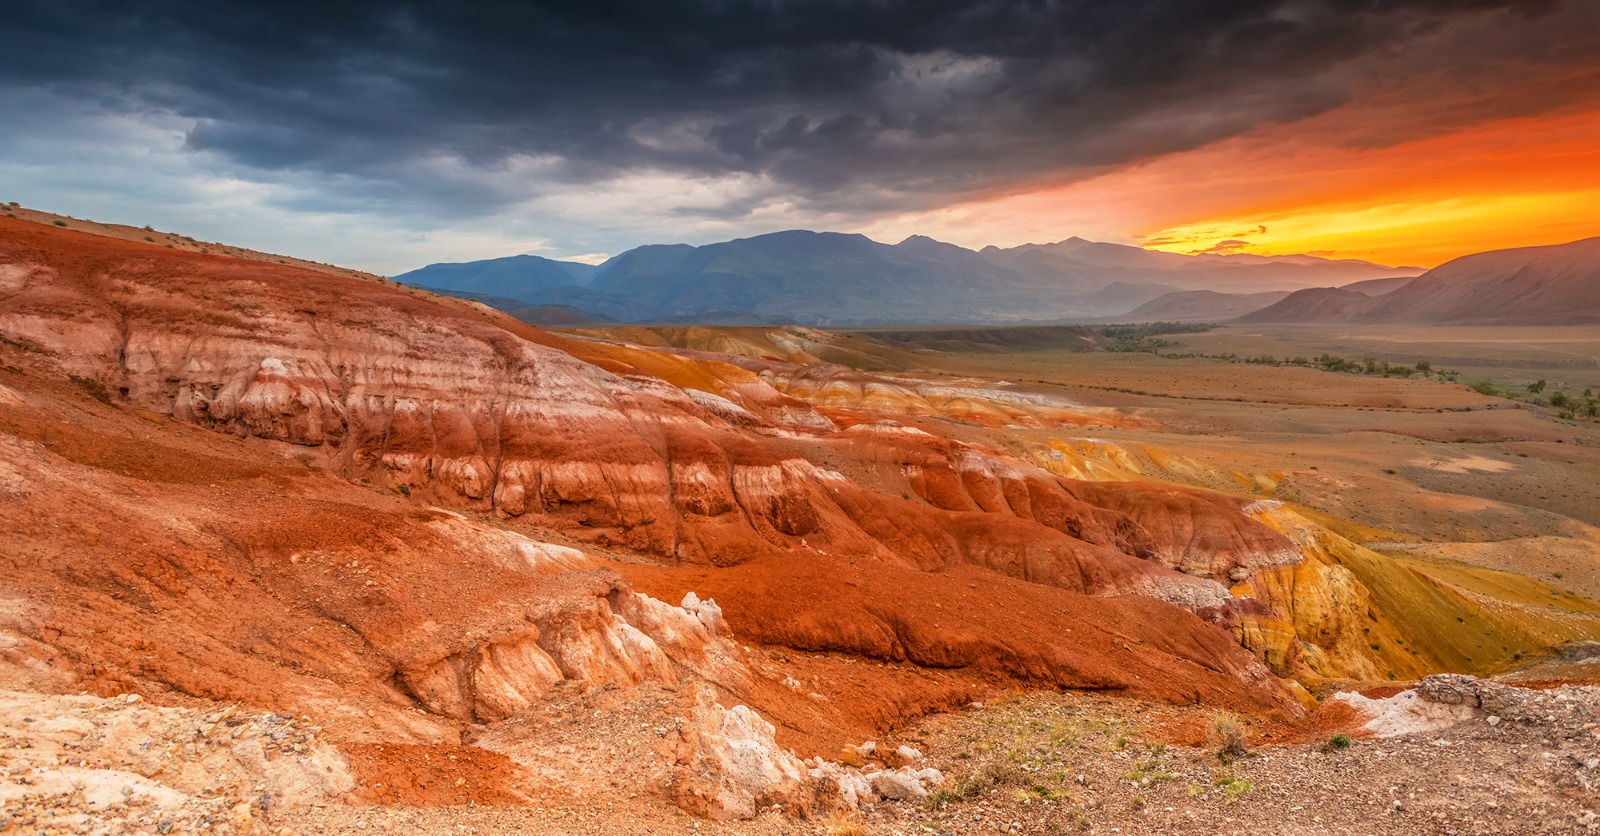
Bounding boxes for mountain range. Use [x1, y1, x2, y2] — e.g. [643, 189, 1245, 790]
[1237, 237, 1600, 325]
[393, 231, 1420, 325]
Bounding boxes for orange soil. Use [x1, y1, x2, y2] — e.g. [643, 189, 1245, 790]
[2, 213, 1311, 781]
[341, 743, 535, 807]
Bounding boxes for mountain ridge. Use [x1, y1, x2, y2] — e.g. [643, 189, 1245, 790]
[1236, 237, 1600, 325]
[391, 253, 598, 301]
[397, 230, 1419, 324]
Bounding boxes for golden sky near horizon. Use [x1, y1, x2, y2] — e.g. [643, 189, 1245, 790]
[1132, 106, 1600, 267]
[867, 105, 1600, 269]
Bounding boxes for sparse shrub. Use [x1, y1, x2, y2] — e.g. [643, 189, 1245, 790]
[53, 220, 67, 226]
[1123, 760, 1174, 785]
[1321, 733, 1352, 752]
[1207, 714, 1247, 763]
[1048, 725, 1078, 748]
[954, 758, 1021, 798]
[1213, 769, 1253, 804]
[1018, 783, 1058, 801]
[825, 810, 867, 836]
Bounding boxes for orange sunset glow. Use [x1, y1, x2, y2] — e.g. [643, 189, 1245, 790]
[1137, 108, 1600, 267]
[866, 105, 1600, 269]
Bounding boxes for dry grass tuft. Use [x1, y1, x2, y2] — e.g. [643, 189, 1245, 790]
[1208, 713, 1248, 763]
[826, 809, 868, 836]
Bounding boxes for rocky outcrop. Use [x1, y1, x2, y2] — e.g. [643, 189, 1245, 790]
[868, 766, 943, 801]
[392, 586, 687, 724]
[319, 513, 748, 724]
[667, 684, 809, 820]
[0, 691, 356, 833]
[1335, 675, 1594, 739]
[804, 760, 945, 806]
[1415, 674, 1533, 718]
[1060, 482, 1300, 582]
[666, 688, 952, 820]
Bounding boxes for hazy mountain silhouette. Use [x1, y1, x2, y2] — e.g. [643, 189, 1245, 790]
[395, 230, 1419, 324]
[1111, 290, 1294, 322]
[1236, 238, 1600, 325]
[392, 254, 598, 301]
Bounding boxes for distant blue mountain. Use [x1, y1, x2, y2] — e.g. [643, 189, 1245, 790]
[394, 231, 1419, 325]
[392, 254, 598, 301]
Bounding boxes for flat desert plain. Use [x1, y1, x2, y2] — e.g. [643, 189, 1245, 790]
[839, 324, 1600, 633]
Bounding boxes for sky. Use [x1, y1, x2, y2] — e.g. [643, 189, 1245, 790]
[2, 0, 1598, 275]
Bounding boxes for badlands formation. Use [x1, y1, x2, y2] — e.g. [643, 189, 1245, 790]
[3, 213, 1600, 833]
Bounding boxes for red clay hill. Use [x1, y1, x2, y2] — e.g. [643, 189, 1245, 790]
[6, 214, 1467, 820]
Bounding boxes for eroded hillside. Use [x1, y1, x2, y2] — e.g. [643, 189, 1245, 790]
[3, 215, 1597, 831]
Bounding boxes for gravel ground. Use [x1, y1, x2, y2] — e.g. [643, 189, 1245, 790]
[852, 683, 1600, 835]
[5, 681, 1598, 835]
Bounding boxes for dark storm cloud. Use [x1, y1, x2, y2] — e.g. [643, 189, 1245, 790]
[3, 0, 1594, 221]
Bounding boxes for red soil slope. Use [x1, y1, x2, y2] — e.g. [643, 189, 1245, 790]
[0, 217, 1305, 755]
